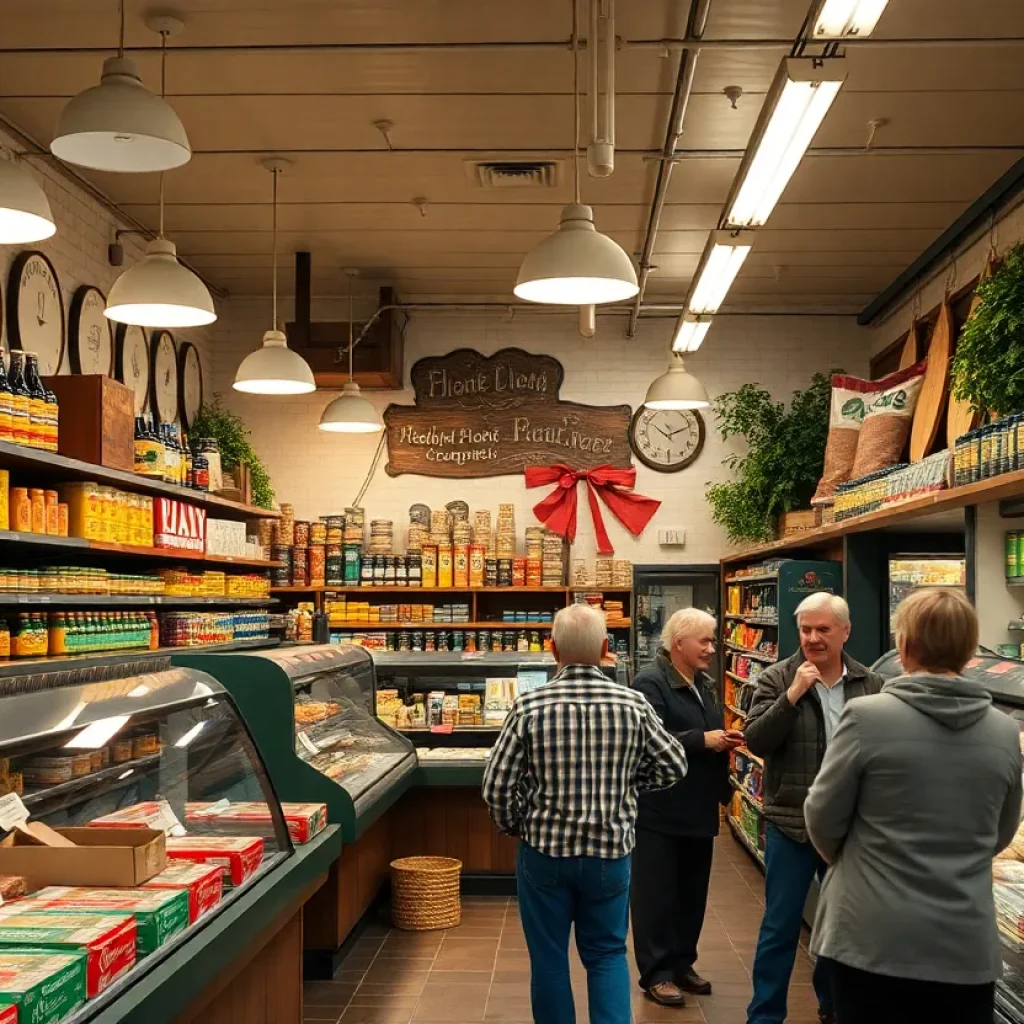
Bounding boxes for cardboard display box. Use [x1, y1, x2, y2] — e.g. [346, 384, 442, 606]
[0, 824, 165, 889]
[143, 862, 223, 924]
[0, 952, 87, 1024]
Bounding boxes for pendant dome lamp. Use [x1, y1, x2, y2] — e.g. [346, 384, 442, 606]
[233, 159, 315, 395]
[0, 156, 56, 243]
[50, 5, 191, 173]
[514, 0, 637, 306]
[319, 271, 383, 434]
[104, 26, 215, 329]
[644, 353, 711, 411]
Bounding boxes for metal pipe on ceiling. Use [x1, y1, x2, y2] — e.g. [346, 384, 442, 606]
[626, 0, 710, 339]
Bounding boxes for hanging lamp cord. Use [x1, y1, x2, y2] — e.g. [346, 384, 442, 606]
[572, 0, 581, 205]
[271, 167, 279, 331]
[157, 29, 168, 238]
[118, 0, 126, 58]
[348, 279, 354, 382]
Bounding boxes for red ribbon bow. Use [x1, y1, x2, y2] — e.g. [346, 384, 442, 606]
[524, 463, 661, 556]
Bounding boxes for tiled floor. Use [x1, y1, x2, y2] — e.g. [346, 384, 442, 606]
[304, 835, 820, 1024]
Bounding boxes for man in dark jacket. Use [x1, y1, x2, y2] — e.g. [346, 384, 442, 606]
[631, 608, 742, 1007]
[744, 592, 883, 1024]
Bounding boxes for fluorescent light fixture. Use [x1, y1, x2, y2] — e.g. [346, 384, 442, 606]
[175, 721, 207, 749]
[687, 231, 754, 315]
[673, 315, 712, 354]
[812, 0, 889, 38]
[64, 714, 131, 749]
[106, 238, 217, 328]
[0, 159, 56, 243]
[644, 355, 711, 411]
[234, 330, 316, 395]
[725, 58, 846, 228]
[514, 204, 638, 305]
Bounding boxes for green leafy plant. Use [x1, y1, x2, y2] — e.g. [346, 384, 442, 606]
[706, 371, 838, 545]
[190, 397, 275, 509]
[951, 242, 1024, 415]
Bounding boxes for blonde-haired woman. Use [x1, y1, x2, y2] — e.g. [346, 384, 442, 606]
[806, 588, 1022, 1023]
[630, 607, 742, 1007]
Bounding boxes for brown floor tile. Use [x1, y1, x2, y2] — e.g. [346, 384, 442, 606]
[337, 1007, 415, 1024]
[361, 963, 432, 987]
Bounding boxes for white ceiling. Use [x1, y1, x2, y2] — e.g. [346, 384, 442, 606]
[1, 0, 1022, 315]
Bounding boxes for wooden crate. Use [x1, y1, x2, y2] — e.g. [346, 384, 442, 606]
[778, 509, 817, 537]
[43, 374, 135, 472]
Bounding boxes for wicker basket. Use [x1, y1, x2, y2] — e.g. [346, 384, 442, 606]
[390, 856, 463, 931]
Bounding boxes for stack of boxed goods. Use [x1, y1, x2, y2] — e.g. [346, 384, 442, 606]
[542, 530, 564, 588]
[185, 801, 327, 846]
[205, 519, 264, 561]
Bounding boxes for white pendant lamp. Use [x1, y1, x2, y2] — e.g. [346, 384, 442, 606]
[105, 25, 214, 328]
[234, 159, 315, 395]
[513, 0, 636, 306]
[319, 271, 383, 434]
[644, 354, 710, 411]
[0, 158, 56, 243]
[51, 7, 190, 173]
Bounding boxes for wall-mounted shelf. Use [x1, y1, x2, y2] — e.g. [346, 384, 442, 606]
[275, 585, 570, 595]
[724, 642, 776, 664]
[724, 614, 779, 626]
[0, 593, 276, 608]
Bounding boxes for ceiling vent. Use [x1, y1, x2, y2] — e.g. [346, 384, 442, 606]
[470, 160, 560, 189]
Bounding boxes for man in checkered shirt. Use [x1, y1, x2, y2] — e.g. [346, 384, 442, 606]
[483, 603, 688, 1024]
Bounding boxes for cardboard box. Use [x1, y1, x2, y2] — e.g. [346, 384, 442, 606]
[87, 804, 167, 830]
[143, 862, 223, 924]
[42, 374, 135, 472]
[186, 801, 328, 844]
[0, 826, 165, 889]
[166, 836, 263, 887]
[27, 888, 189, 958]
[0, 952, 87, 1024]
[0, 913, 136, 997]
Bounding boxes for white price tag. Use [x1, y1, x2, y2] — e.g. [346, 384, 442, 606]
[155, 799, 186, 838]
[194, 798, 231, 818]
[0, 793, 29, 832]
[298, 731, 320, 755]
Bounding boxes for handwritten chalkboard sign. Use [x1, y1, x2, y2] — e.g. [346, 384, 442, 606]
[383, 348, 632, 478]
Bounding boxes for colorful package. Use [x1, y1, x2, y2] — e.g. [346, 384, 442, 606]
[186, 802, 327, 844]
[143, 863, 223, 923]
[0, 952, 87, 1024]
[87, 803, 168, 830]
[0, 913, 136, 997]
[27, 888, 189, 957]
[848, 361, 927, 480]
[166, 837, 263, 887]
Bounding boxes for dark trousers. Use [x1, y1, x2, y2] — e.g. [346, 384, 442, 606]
[516, 842, 632, 1024]
[748, 823, 831, 1024]
[630, 828, 714, 990]
[823, 958, 995, 1024]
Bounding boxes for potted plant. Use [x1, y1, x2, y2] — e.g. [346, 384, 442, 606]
[706, 371, 838, 545]
[190, 397, 275, 509]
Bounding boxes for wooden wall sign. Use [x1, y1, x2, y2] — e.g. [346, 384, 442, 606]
[384, 348, 632, 478]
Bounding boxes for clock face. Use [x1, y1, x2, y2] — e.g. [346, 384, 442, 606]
[177, 341, 203, 430]
[150, 330, 178, 425]
[629, 407, 706, 473]
[68, 285, 113, 376]
[114, 323, 151, 415]
[6, 250, 65, 375]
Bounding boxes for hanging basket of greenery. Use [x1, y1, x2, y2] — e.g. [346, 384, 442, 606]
[706, 371, 838, 545]
[951, 242, 1024, 416]
[190, 397, 275, 509]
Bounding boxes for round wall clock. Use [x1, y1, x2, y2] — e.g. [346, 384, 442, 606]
[6, 250, 65, 375]
[177, 341, 203, 430]
[68, 285, 113, 376]
[150, 329, 178, 425]
[114, 323, 151, 415]
[629, 406, 706, 473]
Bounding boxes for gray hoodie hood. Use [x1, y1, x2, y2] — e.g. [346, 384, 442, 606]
[883, 672, 992, 730]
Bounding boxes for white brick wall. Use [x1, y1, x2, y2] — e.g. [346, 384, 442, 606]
[211, 297, 868, 565]
[0, 131, 214, 379]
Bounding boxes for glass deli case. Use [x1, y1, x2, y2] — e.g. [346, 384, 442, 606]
[0, 664, 294, 1021]
[173, 645, 417, 840]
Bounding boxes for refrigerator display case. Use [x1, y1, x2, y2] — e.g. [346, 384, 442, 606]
[887, 554, 966, 644]
[173, 646, 417, 840]
[633, 565, 720, 674]
[0, 664, 296, 1021]
[872, 648, 1024, 1024]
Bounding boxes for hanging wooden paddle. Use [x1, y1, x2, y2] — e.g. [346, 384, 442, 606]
[945, 258, 993, 447]
[898, 317, 923, 370]
[909, 299, 954, 462]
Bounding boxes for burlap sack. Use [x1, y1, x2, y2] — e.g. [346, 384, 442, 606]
[848, 361, 927, 480]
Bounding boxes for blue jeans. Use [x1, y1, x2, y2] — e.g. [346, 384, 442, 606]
[747, 824, 832, 1024]
[516, 842, 631, 1024]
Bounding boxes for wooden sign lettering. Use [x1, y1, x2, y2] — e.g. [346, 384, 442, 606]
[384, 348, 632, 478]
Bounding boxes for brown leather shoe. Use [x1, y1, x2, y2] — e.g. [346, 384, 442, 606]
[678, 969, 712, 995]
[647, 981, 687, 1006]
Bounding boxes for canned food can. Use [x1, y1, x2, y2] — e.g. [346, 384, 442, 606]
[1008, 533, 1020, 579]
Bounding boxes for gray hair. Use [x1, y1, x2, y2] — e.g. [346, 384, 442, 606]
[794, 591, 850, 627]
[551, 604, 607, 665]
[661, 607, 717, 650]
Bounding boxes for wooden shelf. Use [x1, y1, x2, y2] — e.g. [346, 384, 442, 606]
[568, 586, 633, 593]
[725, 573, 779, 584]
[0, 440, 277, 520]
[0, 593, 275, 608]
[724, 613, 779, 626]
[720, 467, 1024, 565]
[724, 642, 776, 664]
[277, 585, 569, 595]
[330, 621, 555, 630]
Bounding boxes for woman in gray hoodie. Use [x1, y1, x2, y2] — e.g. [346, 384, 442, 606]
[805, 587, 1022, 1023]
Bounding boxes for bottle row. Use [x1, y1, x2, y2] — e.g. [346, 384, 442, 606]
[0, 350, 59, 452]
[133, 418, 215, 491]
